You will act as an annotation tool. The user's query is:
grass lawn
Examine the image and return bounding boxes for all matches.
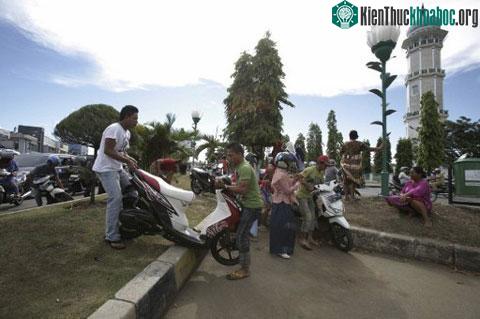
[0,173,214,319]
[345,197,480,247]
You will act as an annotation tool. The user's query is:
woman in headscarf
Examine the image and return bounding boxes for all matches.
[386,166,433,227]
[269,152,300,259]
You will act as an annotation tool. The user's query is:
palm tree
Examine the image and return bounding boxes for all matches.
[195,134,225,162]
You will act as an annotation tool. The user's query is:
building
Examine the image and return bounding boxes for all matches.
[18,125,45,152]
[0,132,38,154]
[401,25,448,139]
[43,135,69,154]
[0,128,9,142]
[69,144,89,155]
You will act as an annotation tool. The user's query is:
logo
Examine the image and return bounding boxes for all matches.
[332,1,358,29]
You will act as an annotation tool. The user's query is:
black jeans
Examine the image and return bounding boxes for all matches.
[237,207,261,268]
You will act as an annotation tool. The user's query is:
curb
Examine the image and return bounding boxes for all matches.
[351,226,480,272]
[88,245,207,319]
[0,194,108,217]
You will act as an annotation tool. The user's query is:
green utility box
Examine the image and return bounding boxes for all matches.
[453,158,480,196]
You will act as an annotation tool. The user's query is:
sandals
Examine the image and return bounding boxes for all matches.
[226,270,250,280]
[105,239,126,250]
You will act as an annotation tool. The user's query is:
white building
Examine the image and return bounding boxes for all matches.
[401,25,448,139]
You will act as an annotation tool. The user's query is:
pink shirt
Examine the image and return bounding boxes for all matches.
[271,168,299,205]
[402,179,432,211]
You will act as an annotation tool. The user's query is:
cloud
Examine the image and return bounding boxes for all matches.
[1,0,479,96]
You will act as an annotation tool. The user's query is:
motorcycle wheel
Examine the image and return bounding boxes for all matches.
[190,178,203,195]
[13,196,23,206]
[119,224,142,240]
[210,230,240,266]
[332,224,353,252]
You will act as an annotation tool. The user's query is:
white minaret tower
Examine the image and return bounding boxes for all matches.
[402,25,448,139]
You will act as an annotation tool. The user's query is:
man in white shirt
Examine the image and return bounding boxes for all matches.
[93,105,139,249]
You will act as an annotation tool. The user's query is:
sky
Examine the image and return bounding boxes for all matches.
[0,0,479,157]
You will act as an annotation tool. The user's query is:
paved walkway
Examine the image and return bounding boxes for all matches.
[165,230,480,319]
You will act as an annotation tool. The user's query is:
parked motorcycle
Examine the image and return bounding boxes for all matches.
[0,169,30,206]
[67,173,85,196]
[119,169,242,266]
[312,181,353,252]
[32,175,74,205]
[189,163,223,195]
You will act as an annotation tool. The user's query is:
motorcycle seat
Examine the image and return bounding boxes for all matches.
[137,169,194,203]
[192,168,209,176]
[158,177,195,202]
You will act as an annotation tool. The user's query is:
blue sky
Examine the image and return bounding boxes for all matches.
[1,1,479,156]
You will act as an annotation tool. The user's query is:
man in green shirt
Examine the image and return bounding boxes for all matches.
[222,143,263,280]
[297,155,328,250]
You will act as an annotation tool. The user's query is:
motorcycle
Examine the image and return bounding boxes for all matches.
[0,169,30,206]
[119,169,242,266]
[190,163,223,195]
[32,175,74,205]
[67,173,86,196]
[312,181,353,252]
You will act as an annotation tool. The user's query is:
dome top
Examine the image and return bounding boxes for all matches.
[407,24,441,36]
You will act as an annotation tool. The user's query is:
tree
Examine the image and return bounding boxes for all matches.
[54,104,119,154]
[395,138,414,173]
[445,116,480,163]
[306,123,323,161]
[224,32,294,158]
[135,114,194,168]
[326,110,342,164]
[55,104,119,203]
[361,139,372,174]
[374,137,392,173]
[417,91,444,172]
[294,133,307,161]
[195,134,225,162]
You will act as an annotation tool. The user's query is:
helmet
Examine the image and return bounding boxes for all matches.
[274,152,296,170]
[327,159,336,166]
[400,166,409,172]
[245,153,258,167]
[47,155,60,166]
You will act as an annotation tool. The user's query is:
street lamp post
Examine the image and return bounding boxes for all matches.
[191,110,201,169]
[367,26,400,196]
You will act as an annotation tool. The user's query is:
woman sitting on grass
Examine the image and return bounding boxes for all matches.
[385,166,433,227]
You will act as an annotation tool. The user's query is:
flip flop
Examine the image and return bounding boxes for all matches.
[226,270,250,280]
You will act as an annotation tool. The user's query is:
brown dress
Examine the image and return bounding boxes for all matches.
[340,140,368,188]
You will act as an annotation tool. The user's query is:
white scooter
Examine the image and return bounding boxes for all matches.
[32,175,73,205]
[119,169,242,266]
[313,181,353,252]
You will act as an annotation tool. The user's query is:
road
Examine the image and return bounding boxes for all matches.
[0,194,87,214]
[165,231,480,319]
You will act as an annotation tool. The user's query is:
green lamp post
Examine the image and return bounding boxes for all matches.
[367,26,400,196]
[191,110,201,168]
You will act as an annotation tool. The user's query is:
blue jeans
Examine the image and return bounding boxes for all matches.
[0,177,19,195]
[96,169,131,241]
[237,207,261,268]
